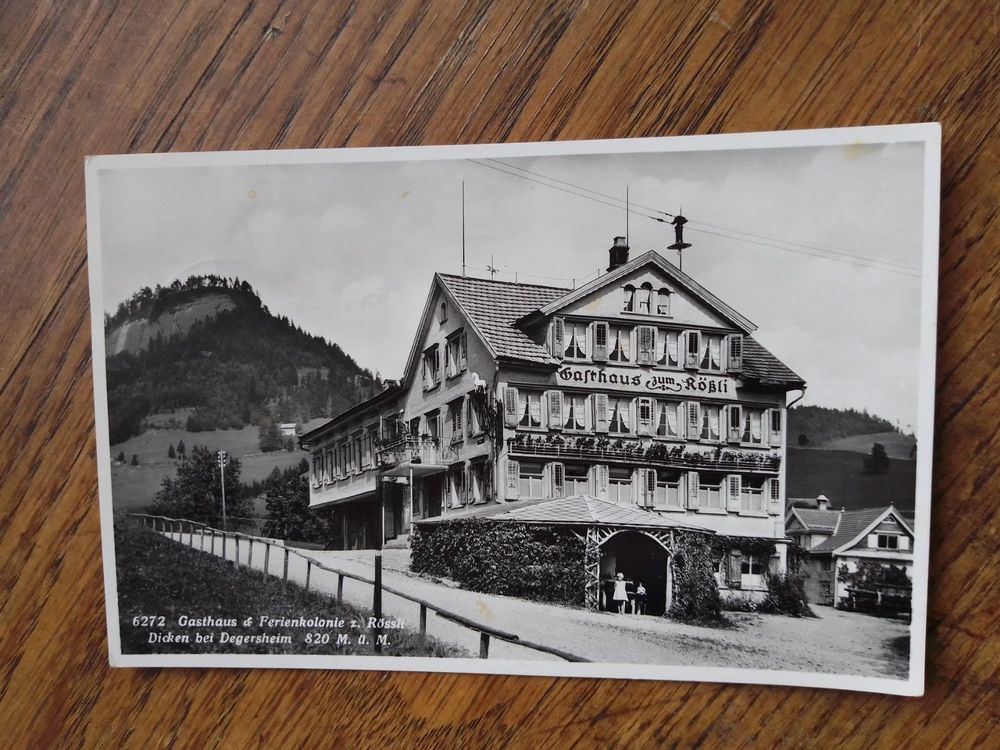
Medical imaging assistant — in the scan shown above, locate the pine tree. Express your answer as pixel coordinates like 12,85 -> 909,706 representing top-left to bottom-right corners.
130,454 -> 139,466
168,444 -> 176,459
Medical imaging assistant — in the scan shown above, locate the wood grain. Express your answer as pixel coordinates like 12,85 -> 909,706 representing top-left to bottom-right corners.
1,1 -> 998,747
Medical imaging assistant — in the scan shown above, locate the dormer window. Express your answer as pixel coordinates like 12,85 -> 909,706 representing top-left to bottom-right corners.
638,282 -> 653,314
622,284 -> 636,312
656,288 -> 671,316
438,301 -> 448,323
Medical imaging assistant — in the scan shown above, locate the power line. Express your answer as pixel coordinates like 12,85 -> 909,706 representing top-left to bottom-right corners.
471,158 -> 921,277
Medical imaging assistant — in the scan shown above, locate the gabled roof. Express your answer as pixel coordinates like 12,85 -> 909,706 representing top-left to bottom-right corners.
299,383 -> 403,448
788,507 -> 841,533
438,274 -> 567,365
531,250 -> 758,333
418,495 -> 712,532
810,506 -> 914,553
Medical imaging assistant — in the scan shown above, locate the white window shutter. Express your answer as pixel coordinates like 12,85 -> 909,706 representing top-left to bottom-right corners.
505,459 -> 519,499
503,387 -> 519,427
726,475 -> 742,512
593,393 -> 609,433
593,464 -> 608,499
687,471 -> 700,509
641,468 -> 656,507
592,322 -> 609,362
547,391 -> 564,430
728,404 -> 743,443
637,326 -> 654,365
551,317 -> 565,359
728,334 -> 743,373
867,533 -> 879,548
899,536 -> 910,551
685,330 -> 701,369
637,397 -> 653,436
687,401 -> 701,439
769,409 -> 783,447
552,462 -> 565,498
767,478 -> 782,515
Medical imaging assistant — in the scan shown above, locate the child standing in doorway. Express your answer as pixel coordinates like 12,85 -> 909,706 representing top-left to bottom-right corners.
612,572 -> 628,614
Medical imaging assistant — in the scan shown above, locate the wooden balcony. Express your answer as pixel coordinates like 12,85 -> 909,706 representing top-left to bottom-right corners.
377,436 -> 460,476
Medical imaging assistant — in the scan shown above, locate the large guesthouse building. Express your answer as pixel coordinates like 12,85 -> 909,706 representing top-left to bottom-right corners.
301,238 -> 805,608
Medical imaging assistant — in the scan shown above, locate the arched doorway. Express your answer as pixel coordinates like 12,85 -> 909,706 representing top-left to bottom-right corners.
599,531 -> 670,616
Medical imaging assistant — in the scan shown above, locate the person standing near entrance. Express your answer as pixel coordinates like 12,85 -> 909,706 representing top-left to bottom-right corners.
634,581 -> 647,615
612,572 -> 629,614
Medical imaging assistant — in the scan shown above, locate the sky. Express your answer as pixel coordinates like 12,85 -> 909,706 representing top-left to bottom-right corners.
97,139 -> 929,432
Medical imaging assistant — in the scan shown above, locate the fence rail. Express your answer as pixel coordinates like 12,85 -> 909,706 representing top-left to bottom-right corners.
126,513 -> 588,663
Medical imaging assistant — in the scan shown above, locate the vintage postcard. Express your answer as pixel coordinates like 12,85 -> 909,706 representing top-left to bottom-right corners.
86,124 -> 940,695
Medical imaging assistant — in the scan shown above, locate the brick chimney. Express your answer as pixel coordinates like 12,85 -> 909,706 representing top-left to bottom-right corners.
607,236 -> 629,272
816,494 -> 830,511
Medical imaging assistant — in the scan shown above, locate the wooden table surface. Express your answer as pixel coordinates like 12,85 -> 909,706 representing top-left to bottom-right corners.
1,1 -> 997,747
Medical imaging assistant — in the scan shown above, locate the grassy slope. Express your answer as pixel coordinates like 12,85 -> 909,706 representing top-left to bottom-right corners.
785,447 -> 916,511
115,523 -> 463,656
817,431 -> 916,460
109,420 -> 327,509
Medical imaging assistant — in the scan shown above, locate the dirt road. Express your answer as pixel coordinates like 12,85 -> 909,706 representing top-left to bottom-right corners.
166,531 -> 910,677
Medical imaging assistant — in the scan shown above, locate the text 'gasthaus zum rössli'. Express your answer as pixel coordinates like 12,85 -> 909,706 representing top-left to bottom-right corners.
131,614 -> 407,647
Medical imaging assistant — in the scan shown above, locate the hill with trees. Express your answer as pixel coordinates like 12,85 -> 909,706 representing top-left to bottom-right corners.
105,275 -> 378,444
788,405 -> 903,449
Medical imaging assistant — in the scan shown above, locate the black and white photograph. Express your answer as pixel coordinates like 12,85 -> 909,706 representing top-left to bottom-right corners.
86,124 -> 939,694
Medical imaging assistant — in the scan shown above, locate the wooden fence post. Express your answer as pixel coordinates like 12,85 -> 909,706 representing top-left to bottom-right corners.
419,604 -> 427,655
305,561 -> 311,592
247,538 -> 253,570
210,529 -> 215,556
282,548 -> 289,589
264,542 -> 271,580
337,574 -> 343,604
479,633 -> 490,659
234,536 -> 240,565
373,554 -> 383,653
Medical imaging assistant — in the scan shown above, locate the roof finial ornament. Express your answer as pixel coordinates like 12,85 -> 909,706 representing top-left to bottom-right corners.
668,208 -> 692,271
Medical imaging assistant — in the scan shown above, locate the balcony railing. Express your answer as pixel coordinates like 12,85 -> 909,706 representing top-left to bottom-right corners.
376,436 -> 459,469
507,435 -> 781,473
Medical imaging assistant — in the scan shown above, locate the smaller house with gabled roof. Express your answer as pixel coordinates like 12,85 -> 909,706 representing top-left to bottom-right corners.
786,496 -> 914,609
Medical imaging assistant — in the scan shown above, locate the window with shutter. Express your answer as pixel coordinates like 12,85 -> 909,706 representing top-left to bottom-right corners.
552,463 -> 565,498
637,326 -> 655,365
622,285 -> 636,312
551,317 -> 565,359
564,322 -> 588,360
686,471 -> 700,508
727,404 -> 742,442
505,459 -> 519,499
592,322 -> 609,362
547,391 -> 564,430
767,478 -> 781,515
503,387 -> 519,427
594,393 -> 609,433
769,409 -> 782,446
459,331 -> 468,371
687,402 -> 701,436
643,468 -> 656,507
728,334 -> 743,372
637,397 -> 653,436
685,331 -> 701,368
595,464 -> 609,498
726,475 -> 742,512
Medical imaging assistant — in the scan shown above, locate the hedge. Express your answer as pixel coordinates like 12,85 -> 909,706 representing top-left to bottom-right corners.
411,519 -> 586,605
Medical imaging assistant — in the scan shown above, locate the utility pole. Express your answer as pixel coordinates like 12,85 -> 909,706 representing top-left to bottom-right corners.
218,449 -> 227,531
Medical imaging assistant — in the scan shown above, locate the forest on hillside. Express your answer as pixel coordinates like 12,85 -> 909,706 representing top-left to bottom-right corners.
788,405 -> 900,447
105,276 -> 378,444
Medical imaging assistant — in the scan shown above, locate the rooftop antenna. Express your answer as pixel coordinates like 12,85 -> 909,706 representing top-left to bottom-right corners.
668,207 -> 691,271
461,181 -> 466,277
487,254 -> 498,280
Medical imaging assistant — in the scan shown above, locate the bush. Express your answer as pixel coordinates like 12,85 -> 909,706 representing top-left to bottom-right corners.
760,572 -> 814,617
721,593 -> 760,613
411,520 -> 585,605
667,532 -> 723,623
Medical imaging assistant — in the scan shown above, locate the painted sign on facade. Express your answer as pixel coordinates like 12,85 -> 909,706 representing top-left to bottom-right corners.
557,364 -> 739,399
